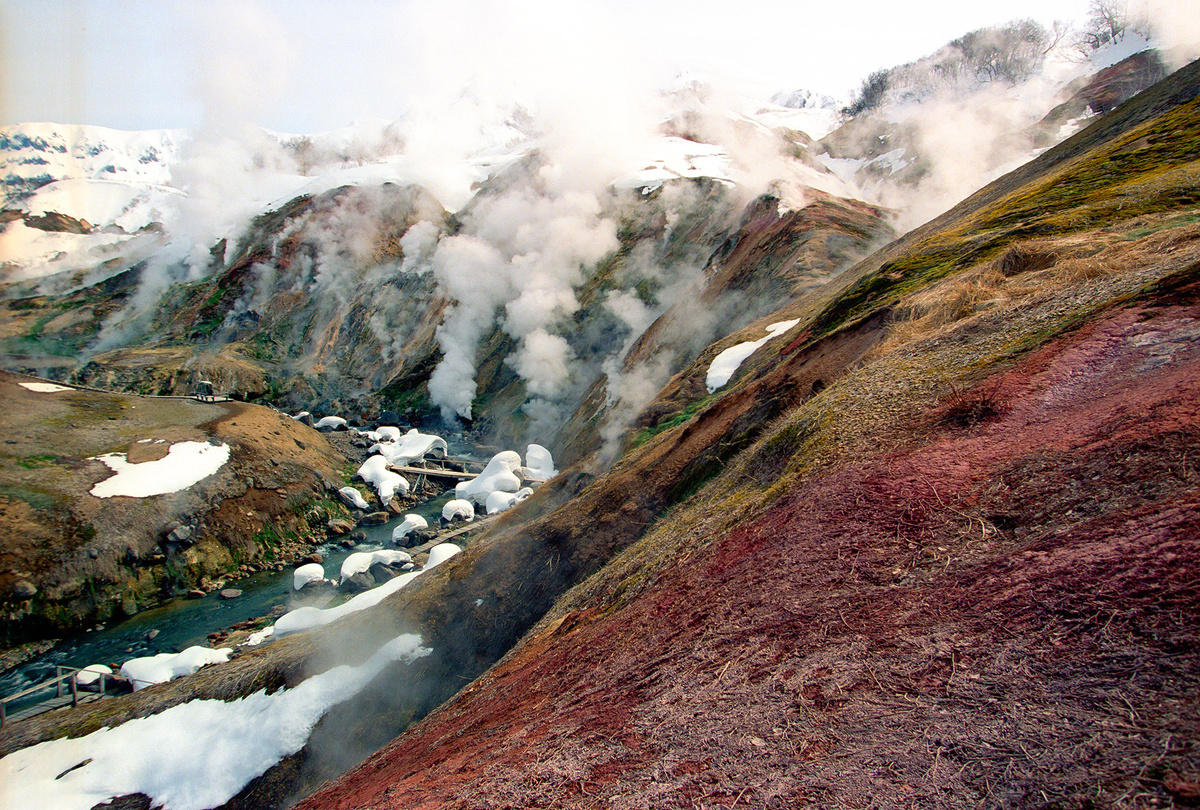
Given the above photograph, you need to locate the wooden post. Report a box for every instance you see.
[56,666,63,698]
[1,696,6,728]
[70,671,78,707]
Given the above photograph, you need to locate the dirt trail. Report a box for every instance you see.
[298,295,1200,809]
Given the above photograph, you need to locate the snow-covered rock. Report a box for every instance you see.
[355,455,409,505]
[455,451,522,506]
[74,664,112,689]
[119,646,231,690]
[706,320,800,392]
[273,545,460,637]
[392,514,428,543]
[338,486,370,511]
[370,428,448,466]
[339,550,412,584]
[522,444,557,481]
[315,416,348,431]
[485,487,533,515]
[292,563,326,591]
[442,499,475,523]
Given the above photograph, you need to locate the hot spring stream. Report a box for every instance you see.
[0,482,466,715]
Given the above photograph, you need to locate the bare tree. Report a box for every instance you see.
[1079,0,1128,52]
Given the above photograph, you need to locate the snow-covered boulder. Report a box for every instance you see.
[522,444,557,481]
[485,487,533,515]
[75,664,112,691]
[392,514,428,543]
[427,543,462,568]
[338,486,370,511]
[339,550,412,584]
[315,416,348,431]
[372,428,448,466]
[120,646,231,690]
[293,563,326,591]
[442,499,475,523]
[455,450,522,505]
[374,426,402,443]
[355,455,409,505]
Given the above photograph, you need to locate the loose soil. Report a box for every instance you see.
[298,293,1200,809]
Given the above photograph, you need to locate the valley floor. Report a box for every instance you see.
[298,284,1200,809]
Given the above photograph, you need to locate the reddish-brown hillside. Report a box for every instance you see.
[298,273,1200,810]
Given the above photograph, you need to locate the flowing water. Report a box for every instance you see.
[0,436,482,715]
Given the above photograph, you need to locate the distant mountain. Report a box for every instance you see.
[769,88,841,110]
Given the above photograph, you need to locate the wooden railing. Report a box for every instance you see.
[0,666,110,728]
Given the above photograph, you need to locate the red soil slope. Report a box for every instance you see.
[300,292,1200,808]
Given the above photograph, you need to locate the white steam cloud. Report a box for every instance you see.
[428,184,618,423]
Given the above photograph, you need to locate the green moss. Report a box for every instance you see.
[808,97,1200,340]
[632,393,718,448]
[15,455,56,469]
[0,484,63,511]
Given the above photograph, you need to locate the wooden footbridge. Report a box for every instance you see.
[0,666,114,728]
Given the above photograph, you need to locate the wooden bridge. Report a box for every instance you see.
[0,666,113,728]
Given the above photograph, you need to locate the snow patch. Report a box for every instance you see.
[0,634,430,810]
[18,382,72,392]
[89,442,230,499]
[706,320,800,393]
[119,646,231,691]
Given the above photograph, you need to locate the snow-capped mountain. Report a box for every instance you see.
[769,88,841,110]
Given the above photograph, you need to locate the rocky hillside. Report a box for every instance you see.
[2,30,1168,476]
[279,58,1200,809]
[0,372,349,645]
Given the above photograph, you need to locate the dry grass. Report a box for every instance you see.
[870,217,1200,361]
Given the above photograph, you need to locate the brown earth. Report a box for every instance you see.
[0,372,350,643]
[296,282,1200,810]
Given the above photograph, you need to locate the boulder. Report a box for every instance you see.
[218,588,243,600]
[327,519,354,535]
[12,579,37,599]
[339,572,376,594]
[359,511,390,526]
[377,410,401,427]
[368,561,399,584]
[349,530,367,543]
[166,524,194,546]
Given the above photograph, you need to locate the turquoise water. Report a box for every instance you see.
[0,471,469,711]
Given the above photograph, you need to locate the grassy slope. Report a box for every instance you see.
[290,61,1200,809]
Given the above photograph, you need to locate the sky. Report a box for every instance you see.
[0,0,1106,133]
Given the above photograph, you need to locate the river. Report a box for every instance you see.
[0,439,480,714]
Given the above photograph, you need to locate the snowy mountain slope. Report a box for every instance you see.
[816,33,1170,230]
